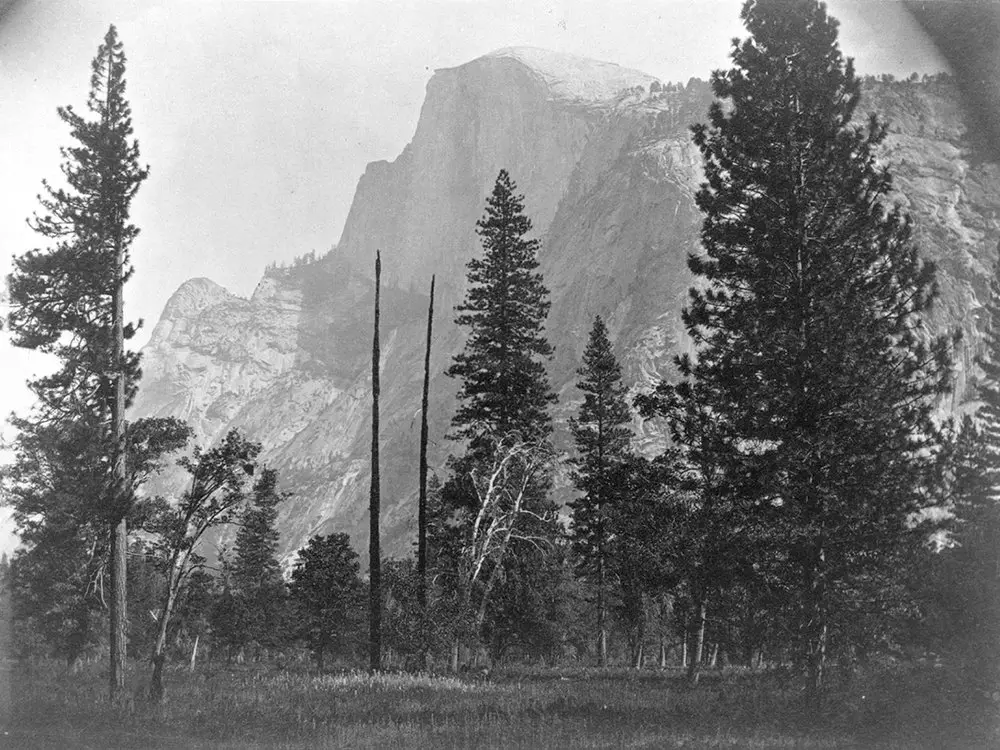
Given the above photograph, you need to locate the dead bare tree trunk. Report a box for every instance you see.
[369,250,382,673]
[418,275,434,664]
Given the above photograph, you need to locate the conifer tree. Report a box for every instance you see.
[569,316,633,667]
[447,169,556,445]
[289,533,365,670]
[651,0,953,702]
[934,253,1000,682]
[440,170,559,660]
[6,24,148,699]
[228,468,288,653]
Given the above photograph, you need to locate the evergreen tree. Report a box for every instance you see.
[289,533,365,670]
[438,170,559,662]
[569,316,633,667]
[637,376,757,685]
[446,169,556,445]
[653,0,953,701]
[4,416,188,665]
[926,253,1000,684]
[5,24,148,699]
[228,468,288,653]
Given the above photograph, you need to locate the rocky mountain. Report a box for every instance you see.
[132,48,1000,565]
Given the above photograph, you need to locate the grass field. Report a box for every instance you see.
[4,659,998,749]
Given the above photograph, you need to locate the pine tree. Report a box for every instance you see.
[5,416,188,665]
[5,24,148,699]
[446,169,556,445]
[933,252,1000,683]
[289,533,365,671]
[229,468,288,653]
[660,0,953,702]
[439,170,559,661]
[569,316,633,667]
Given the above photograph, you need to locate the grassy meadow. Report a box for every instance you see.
[5,659,998,749]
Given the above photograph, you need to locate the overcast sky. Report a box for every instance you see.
[0,0,949,465]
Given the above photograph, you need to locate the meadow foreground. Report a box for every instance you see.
[5,660,997,749]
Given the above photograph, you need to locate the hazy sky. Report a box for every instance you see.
[0,0,949,445]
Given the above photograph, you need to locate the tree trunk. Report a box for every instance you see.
[597,558,608,668]
[417,275,434,666]
[149,653,165,703]
[450,638,459,673]
[632,641,644,670]
[150,567,181,702]
[475,559,504,633]
[805,546,828,710]
[807,619,828,709]
[109,220,129,701]
[657,595,670,669]
[687,597,707,686]
[189,635,199,673]
[109,518,128,700]
[369,250,382,673]
[709,642,719,669]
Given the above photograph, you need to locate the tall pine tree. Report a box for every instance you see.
[569,316,633,667]
[6,25,148,699]
[656,0,953,701]
[446,169,556,445]
[439,170,559,661]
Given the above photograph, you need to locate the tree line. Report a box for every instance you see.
[3,0,998,709]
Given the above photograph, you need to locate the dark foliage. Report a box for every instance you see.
[642,0,954,699]
[288,533,365,670]
[446,169,556,446]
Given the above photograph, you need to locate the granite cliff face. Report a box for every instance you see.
[132,49,1000,564]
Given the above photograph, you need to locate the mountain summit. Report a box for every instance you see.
[473,47,659,102]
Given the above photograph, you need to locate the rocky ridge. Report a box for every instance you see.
[132,51,1000,564]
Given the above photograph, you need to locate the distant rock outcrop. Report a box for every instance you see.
[132,50,1000,565]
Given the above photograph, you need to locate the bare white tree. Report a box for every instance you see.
[460,429,557,631]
